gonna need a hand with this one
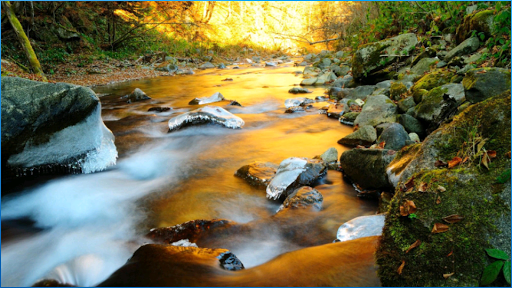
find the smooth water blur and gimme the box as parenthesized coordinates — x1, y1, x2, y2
(1, 64, 378, 286)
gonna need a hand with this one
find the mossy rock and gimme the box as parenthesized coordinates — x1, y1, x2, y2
(411, 70, 455, 92)
(390, 82, 408, 101)
(377, 166, 511, 286)
(455, 10, 496, 44)
(462, 68, 511, 104)
(340, 112, 360, 123)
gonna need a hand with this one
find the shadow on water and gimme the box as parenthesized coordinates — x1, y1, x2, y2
(1, 65, 378, 286)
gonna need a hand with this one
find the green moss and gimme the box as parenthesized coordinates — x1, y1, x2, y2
(341, 112, 360, 122)
(390, 82, 408, 100)
(412, 70, 455, 92)
(414, 86, 448, 118)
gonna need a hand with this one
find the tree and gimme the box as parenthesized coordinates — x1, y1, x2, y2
(2, 1, 46, 81)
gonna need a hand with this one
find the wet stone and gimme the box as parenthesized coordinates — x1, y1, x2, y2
(148, 107, 172, 113)
(168, 106, 244, 132)
(278, 186, 323, 212)
(218, 252, 245, 271)
(234, 161, 278, 187)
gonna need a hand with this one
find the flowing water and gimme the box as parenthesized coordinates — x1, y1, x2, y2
(1, 64, 378, 286)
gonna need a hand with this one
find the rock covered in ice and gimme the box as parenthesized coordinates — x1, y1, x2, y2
(189, 92, 225, 105)
(266, 157, 327, 200)
(168, 106, 244, 132)
(336, 214, 386, 242)
(284, 97, 315, 108)
(1, 76, 118, 175)
(171, 239, 198, 248)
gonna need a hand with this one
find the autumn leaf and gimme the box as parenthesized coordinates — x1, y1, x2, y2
(462, 156, 469, 164)
(506, 151, 511, 159)
(435, 160, 448, 168)
(443, 272, 455, 279)
(353, 124, 360, 131)
(406, 240, 421, 253)
(437, 185, 446, 192)
(436, 196, 441, 204)
(448, 157, 462, 168)
(404, 176, 415, 191)
(356, 145, 366, 149)
(443, 214, 464, 224)
(397, 260, 406, 275)
(447, 251, 453, 257)
(432, 223, 450, 234)
(481, 153, 490, 169)
(418, 182, 428, 192)
(400, 200, 417, 216)
(487, 150, 497, 159)
(377, 141, 386, 149)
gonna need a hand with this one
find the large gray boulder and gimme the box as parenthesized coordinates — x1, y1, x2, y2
(339, 148, 396, 190)
(414, 83, 465, 130)
(337, 125, 377, 147)
(352, 33, 418, 82)
(354, 95, 397, 127)
(1, 77, 118, 175)
(462, 67, 511, 104)
(443, 37, 480, 62)
(377, 123, 410, 151)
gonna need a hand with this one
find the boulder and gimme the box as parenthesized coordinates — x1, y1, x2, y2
(463, 67, 511, 104)
(189, 92, 225, 105)
(320, 147, 338, 168)
(332, 75, 353, 88)
(377, 123, 411, 151)
(300, 77, 317, 86)
(288, 87, 312, 94)
(1, 77, 117, 175)
(352, 33, 418, 83)
(336, 214, 386, 242)
(314, 71, 337, 85)
(147, 219, 234, 245)
(455, 10, 496, 44)
(443, 37, 480, 62)
(414, 83, 465, 130)
(337, 125, 377, 147)
(410, 57, 437, 75)
(200, 62, 215, 69)
(344, 85, 377, 100)
(234, 161, 278, 187)
(266, 157, 327, 200)
(155, 62, 178, 73)
(278, 186, 323, 212)
(389, 82, 407, 101)
(168, 106, 244, 132)
(303, 66, 321, 77)
(354, 95, 397, 127)
(339, 148, 396, 190)
(148, 107, 172, 113)
(398, 114, 425, 137)
(265, 62, 277, 67)
(326, 104, 345, 119)
(124, 88, 151, 103)
(397, 96, 416, 113)
(339, 112, 360, 125)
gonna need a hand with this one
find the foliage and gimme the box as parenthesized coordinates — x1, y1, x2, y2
(481, 249, 511, 285)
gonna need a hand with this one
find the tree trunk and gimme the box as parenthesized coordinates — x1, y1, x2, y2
(3, 1, 46, 81)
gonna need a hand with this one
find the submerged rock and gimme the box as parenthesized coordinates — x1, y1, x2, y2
(189, 92, 225, 105)
(168, 106, 244, 132)
(278, 186, 323, 212)
(234, 161, 278, 187)
(147, 219, 234, 245)
(148, 106, 172, 112)
(336, 214, 386, 242)
(284, 97, 314, 108)
(266, 157, 327, 200)
(1, 77, 118, 176)
(124, 88, 151, 103)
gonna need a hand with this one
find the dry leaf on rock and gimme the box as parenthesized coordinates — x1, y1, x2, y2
(436, 196, 441, 204)
(448, 157, 462, 168)
(432, 223, 450, 234)
(397, 260, 406, 275)
(437, 185, 446, 192)
(442, 214, 464, 224)
(400, 200, 417, 216)
(418, 182, 428, 192)
(443, 272, 454, 278)
(406, 240, 421, 253)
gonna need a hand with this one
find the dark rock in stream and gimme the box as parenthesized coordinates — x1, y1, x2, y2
(97, 237, 381, 287)
(288, 87, 312, 94)
(32, 279, 75, 287)
(168, 106, 244, 132)
(147, 219, 234, 245)
(339, 148, 396, 190)
(148, 106, 172, 112)
(266, 157, 327, 201)
(217, 252, 245, 271)
(277, 186, 323, 212)
(234, 161, 278, 187)
(189, 92, 225, 105)
(1, 77, 118, 177)
(376, 123, 410, 151)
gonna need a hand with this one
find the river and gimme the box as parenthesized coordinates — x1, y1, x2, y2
(1, 63, 378, 286)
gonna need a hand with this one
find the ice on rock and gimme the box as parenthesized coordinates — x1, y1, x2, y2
(266, 157, 326, 200)
(336, 214, 386, 242)
(171, 239, 198, 248)
(284, 97, 315, 108)
(188, 92, 225, 105)
(168, 106, 244, 132)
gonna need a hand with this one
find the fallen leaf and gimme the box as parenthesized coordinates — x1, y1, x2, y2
(432, 223, 450, 234)
(353, 124, 359, 131)
(481, 153, 490, 169)
(400, 200, 417, 216)
(435, 160, 448, 168)
(436, 196, 441, 204)
(462, 156, 469, 164)
(506, 151, 511, 159)
(437, 185, 446, 192)
(406, 240, 421, 253)
(397, 260, 406, 275)
(447, 251, 453, 257)
(378, 141, 386, 149)
(448, 157, 462, 169)
(443, 214, 464, 224)
(418, 182, 428, 192)
(404, 176, 416, 190)
(443, 272, 455, 278)
(487, 150, 497, 158)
